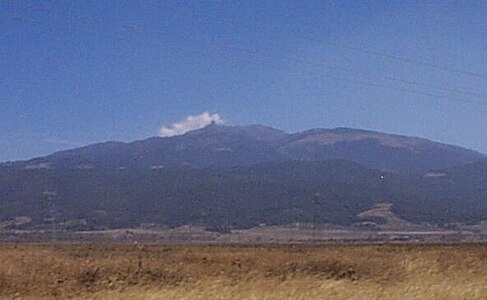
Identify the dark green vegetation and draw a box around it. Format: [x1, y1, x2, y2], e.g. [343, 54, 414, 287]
[0, 125, 486, 230]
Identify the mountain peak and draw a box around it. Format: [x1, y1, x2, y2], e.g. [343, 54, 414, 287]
[2, 124, 485, 173]
[184, 124, 287, 141]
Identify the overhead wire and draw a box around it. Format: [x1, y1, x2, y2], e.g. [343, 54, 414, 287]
[133, 1, 487, 85]
[5, 3, 487, 108]
[103, 31, 487, 107]
[327, 43, 487, 80]
[117, 23, 487, 100]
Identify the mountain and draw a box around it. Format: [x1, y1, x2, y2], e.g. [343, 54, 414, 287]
[0, 124, 486, 230]
[0, 160, 486, 230]
[277, 127, 486, 173]
[2, 125, 287, 170]
[2, 124, 485, 173]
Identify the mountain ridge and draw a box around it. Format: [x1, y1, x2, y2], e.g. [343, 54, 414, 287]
[0, 124, 486, 230]
[2, 124, 485, 173]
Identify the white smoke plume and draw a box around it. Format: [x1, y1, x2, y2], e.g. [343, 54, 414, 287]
[158, 112, 224, 137]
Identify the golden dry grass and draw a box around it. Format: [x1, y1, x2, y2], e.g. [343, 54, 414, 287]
[0, 243, 485, 299]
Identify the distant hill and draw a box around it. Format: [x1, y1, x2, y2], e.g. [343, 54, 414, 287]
[277, 127, 486, 173]
[0, 124, 486, 230]
[2, 124, 485, 172]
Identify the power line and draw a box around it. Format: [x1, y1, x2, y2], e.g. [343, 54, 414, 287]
[121, 24, 487, 100]
[131, 0, 487, 81]
[123, 32, 487, 107]
[15, 2, 487, 83]
[7, 5, 487, 108]
[328, 43, 487, 80]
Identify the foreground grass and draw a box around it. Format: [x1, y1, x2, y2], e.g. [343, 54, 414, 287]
[0, 243, 485, 299]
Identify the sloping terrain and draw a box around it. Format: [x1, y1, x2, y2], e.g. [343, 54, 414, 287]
[2, 124, 484, 172]
[278, 128, 485, 173]
[0, 124, 486, 230]
[0, 160, 486, 230]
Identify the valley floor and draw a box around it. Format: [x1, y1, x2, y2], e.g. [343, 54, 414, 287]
[0, 243, 485, 299]
[1, 222, 487, 244]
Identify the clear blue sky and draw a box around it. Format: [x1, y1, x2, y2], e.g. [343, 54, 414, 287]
[1, 0, 486, 162]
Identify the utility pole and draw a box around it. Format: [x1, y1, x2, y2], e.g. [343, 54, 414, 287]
[380, 174, 385, 203]
[43, 191, 57, 242]
[312, 192, 320, 244]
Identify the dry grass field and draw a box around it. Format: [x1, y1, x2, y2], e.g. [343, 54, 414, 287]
[0, 243, 485, 299]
